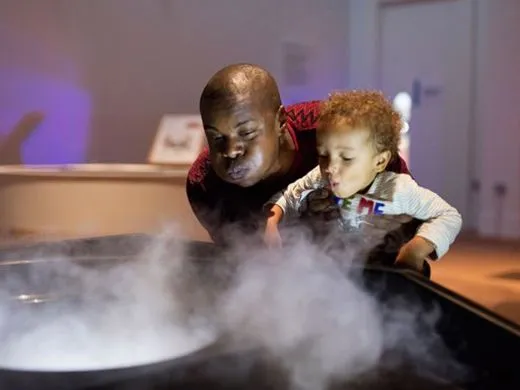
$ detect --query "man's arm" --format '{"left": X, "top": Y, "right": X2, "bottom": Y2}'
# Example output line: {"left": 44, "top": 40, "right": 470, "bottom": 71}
{"left": 185, "top": 150, "right": 225, "bottom": 245}
{"left": 186, "top": 182, "right": 223, "bottom": 245}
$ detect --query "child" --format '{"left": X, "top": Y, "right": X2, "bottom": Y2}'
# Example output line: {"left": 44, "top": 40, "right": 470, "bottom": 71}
{"left": 264, "top": 90, "right": 462, "bottom": 273}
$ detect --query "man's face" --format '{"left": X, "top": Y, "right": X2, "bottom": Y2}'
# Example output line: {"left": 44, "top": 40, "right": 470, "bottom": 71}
{"left": 317, "top": 124, "right": 388, "bottom": 198}
{"left": 202, "top": 98, "right": 280, "bottom": 187}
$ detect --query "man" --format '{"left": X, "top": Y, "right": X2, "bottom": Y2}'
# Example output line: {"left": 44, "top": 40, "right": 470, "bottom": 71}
{"left": 186, "top": 63, "right": 410, "bottom": 246}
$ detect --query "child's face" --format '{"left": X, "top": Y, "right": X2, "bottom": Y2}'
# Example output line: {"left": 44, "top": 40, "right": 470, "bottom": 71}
{"left": 317, "top": 123, "right": 390, "bottom": 198}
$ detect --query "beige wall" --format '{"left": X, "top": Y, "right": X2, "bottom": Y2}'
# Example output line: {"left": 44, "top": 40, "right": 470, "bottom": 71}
{"left": 0, "top": 0, "right": 349, "bottom": 163}
{"left": 0, "top": 0, "right": 349, "bottom": 241}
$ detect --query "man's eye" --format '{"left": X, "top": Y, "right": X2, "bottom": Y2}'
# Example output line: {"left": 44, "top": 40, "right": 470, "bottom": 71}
{"left": 239, "top": 130, "right": 257, "bottom": 139}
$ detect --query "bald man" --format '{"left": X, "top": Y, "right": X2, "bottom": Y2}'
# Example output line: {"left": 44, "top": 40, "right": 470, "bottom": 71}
{"left": 186, "top": 64, "right": 410, "bottom": 245}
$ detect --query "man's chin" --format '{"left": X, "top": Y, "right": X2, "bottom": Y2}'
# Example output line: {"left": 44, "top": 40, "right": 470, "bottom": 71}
{"left": 219, "top": 173, "right": 259, "bottom": 187}
{"left": 232, "top": 176, "right": 259, "bottom": 187}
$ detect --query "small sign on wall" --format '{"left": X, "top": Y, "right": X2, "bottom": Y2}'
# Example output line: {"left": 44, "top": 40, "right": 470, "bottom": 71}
{"left": 148, "top": 114, "right": 206, "bottom": 166}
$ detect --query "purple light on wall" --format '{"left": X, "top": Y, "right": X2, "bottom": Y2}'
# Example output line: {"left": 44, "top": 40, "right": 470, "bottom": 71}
{"left": 0, "top": 66, "right": 91, "bottom": 164}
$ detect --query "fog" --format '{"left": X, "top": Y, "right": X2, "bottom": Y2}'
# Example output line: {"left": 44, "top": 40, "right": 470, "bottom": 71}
{"left": 0, "top": 227, "right": 468, "bottom": 389}
{"left": 0, "top": 229, "right": 218, "bottom": 371}
{"left": 217, "top": 237, "right": 467, "bottom": 390}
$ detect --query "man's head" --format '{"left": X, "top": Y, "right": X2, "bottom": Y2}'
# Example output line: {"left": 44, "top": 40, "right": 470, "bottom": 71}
{"left": 200, "top": 63, "right": 284, "bottom": 187}
{"left": 316, "top": 90, "right": 402, "bottom": 198}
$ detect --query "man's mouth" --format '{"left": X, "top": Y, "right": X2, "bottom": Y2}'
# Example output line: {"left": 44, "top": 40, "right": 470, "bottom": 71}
{"left": 226, "top": 165, "right": 250, "bottom": 181}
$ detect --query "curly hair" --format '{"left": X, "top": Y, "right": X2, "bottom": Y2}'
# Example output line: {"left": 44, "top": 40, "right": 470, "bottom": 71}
{"left": 318, "top": 90, "right": 402, "bottom": 158}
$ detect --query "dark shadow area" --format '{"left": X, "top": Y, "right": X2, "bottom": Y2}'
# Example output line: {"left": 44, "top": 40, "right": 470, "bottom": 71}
{"left": 492, "top": 271, "right": 520, "bottom": 281}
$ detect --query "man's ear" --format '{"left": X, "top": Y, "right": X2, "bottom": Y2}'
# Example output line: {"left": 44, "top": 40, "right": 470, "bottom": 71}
{"left": 275, "top": 105, "right": 286, "bottom": 136}
{"left": 375, "top": 150, "right": 392, "bottom": 173}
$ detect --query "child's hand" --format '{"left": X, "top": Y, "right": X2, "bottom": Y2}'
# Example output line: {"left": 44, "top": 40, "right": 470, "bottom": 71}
{"left": 300, "top": 189, "right": 340, "bottom": 221}
{"left": 395, "top": 236, "right": 435, "bottom": 273}
{"left": 264, "top": 222, "right": 282, "bottom": 249}
{"left": 394, "top": 254, "right": 426, "bottom": 273}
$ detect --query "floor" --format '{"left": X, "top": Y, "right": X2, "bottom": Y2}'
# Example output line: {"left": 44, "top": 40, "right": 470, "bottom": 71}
{"left": 432, "top": 237, "right": 520, "bottom": 325}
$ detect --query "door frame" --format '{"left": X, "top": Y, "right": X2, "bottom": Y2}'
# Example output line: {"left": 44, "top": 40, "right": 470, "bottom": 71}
{"left": 374, "top": 0, "right": 479, "bottom": 232}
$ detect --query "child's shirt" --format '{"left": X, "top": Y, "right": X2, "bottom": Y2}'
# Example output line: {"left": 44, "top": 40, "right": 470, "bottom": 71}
{"left": 268, "top": 166, "right": 462, "bottom": 259}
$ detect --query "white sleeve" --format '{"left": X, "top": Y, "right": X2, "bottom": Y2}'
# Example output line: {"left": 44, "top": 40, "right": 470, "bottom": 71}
{"left": 266, "top": 166, "right": 324, "bottom": 219}
{"left": 395, "top": 175, "right": 462, "bottom": 259}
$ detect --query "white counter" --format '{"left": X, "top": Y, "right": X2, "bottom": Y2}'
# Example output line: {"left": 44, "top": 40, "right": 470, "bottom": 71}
{"left": 0, "top": 164, "right": 189, "bottom": 178}
{"left": 0, "top": 164, "right": 211, "bottom": 243}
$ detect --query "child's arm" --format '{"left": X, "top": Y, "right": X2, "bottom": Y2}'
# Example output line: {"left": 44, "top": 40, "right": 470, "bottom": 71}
{"left": 264, "top": 166, "right": 324, "bottom": 246}
{"left": 265, "top": 166, "right": 324, "bottom": 221}
{"left": 394, "top": 174, "right": 462, "bottom": 267}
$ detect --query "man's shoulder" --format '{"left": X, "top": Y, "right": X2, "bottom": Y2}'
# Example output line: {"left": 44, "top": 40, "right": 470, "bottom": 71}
{"left": 285, "top": 100, "right": 321, "bottom": 132}
{"left": 187, "top": 147, "right": 213, "bottom": 188}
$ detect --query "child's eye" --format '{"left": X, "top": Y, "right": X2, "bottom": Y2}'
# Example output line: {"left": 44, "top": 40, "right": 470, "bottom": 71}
{"left": 341, "top": 157, "right": 353, "bottom": 162}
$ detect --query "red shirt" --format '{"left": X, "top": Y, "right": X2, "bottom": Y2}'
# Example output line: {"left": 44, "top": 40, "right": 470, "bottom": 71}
{"left": 186, "top": 101, "right": 410, "bottom": 243}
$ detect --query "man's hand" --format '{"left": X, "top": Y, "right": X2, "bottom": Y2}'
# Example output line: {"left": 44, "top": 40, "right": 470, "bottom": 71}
{"left": 395, "top": 236, "right": 435, "bottom": 273}
{"left": 300, "top": 188, "right": 340, "bottom": 220}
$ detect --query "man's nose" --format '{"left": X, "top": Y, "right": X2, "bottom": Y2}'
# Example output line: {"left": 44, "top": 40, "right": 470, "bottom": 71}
{"left": 223, "top": 138, "right": 245, "bottom": 159}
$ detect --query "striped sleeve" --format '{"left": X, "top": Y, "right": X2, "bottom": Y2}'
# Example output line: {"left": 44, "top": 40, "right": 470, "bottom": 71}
{"left": 266, "top": 166, "right": 324, "bottom": 219}
{"left": 394, "top": 174, "right": 462, "bottom": 259}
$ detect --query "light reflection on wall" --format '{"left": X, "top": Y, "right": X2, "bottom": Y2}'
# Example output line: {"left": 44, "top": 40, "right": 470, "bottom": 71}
{"left": 0, "top": 66, "right": 91, "bottom": 164}
{"left": 393, "top": 92, "right": 412, "bottom": 168}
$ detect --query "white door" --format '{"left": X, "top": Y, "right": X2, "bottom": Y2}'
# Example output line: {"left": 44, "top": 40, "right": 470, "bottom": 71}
{"left": 379, "top": 0, "right": 475, "bottom": 231}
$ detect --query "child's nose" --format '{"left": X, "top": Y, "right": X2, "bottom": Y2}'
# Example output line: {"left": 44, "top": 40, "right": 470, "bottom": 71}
{"left": 326, "top": 163, "right": 339, "bottom": 175}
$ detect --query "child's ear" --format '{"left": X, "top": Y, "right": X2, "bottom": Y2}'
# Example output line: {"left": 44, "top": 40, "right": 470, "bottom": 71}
{"left": 375, "top": 151, "right": 392, "bottom": 172}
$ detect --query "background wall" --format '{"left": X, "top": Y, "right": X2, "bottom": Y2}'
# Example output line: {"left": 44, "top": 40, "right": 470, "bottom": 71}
{"left": 0, "top": 0, "right": 349, "bottom": 163}
{"left": 473, "top": 0, "right": 520, "bottom": 239}
{"left": 347, "top": 0, "right": 520, "bottom": 239}
{"left": 1, "top": 0, "right": 520, "bottom": 239}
